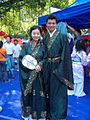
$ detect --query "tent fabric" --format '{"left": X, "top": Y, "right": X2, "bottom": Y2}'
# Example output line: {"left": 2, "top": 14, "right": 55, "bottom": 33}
{"left": 68, "top": 0, "right": 90, "bottom": 7}
{"left": 38, "top": 0, "right": 90, "bottom": 29}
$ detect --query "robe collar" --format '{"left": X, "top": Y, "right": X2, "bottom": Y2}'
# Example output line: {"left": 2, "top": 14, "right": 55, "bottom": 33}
{"left": 48, "top": 29, "right": 57, "bottom": 37}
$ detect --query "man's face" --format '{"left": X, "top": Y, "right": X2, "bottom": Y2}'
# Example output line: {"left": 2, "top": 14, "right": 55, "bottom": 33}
{"left": 14, "top": 40, "right": 18, "bottom": 45}
{"left": 46, "top": 19, "right": 57, "bottom": 32}
{"left": 6, "top": 37, "right": 11, "bottom": 43}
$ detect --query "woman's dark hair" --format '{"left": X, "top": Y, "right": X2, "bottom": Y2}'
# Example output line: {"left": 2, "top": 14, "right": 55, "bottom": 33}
{"left": 75, "top": 39, "right": 86, "bottom": 52}
{"left": 29, "top": 25, "right": 42, "bottom": 40}
{"left": 0, "top": 41, "right": 3, "bottom": 48}
{"left": 46, "top": 14, "right": 58, "bottom": 23}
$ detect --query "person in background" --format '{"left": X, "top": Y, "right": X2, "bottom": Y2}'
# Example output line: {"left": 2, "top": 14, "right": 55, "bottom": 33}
{"left": 43, "top": 14, "right": 73, "bottom": 120}
{"left": 67, "top": 32, "right": 74, "bottom": 54}
{"left": 0, "top": 41, "right": 8, "bottom": 81}
{"left": 85, "top": 39, "right": 90, "bottom": 77}
{"left": 84, "top": 39, "right": 90, "bottom": 54}
{"left": 66, "top": 23, "right": 82, "bottom": 44}
{"left": 13, "top": 39, "right": 21, "bottom": 71}
{"left": 19, "top": 25, "right": 46, "bottom": 120}
{"left": 68, "top": 39, "right": 89, "bottom": 97}
{"left": 3, "top": 36, "right": 14, "bottom": 78}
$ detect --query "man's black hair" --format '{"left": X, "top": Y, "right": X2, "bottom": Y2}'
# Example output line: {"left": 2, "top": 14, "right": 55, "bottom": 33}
{"left": 46, "top": 14, "right": 58, "bottom": 23}
{"left": 14, "top": 39, "right": 18, "bottom": 42}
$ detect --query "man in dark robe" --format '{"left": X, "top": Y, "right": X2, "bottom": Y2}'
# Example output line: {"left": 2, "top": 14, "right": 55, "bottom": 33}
{"left": 43, "top": 14, "right": 73, "bottom": 120}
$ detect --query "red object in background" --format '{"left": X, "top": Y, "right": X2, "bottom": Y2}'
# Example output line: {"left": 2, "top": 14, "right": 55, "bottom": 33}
{"left": 11, "top": 38, "right": 22, "bottom": 45}
{"left": 82, "top": 35, "right": 88, "bottom": 39}
{"left": 0, "top": 31, "right": 6, "bottom": 36}
{"left": 3, "top": 35, "right": 8, "bottom": 39}
{"left": 0, "top": 31, "right": 7, "bottom": 39}
{"left": 85, "top": 43, "right": 90, "bottom": 48}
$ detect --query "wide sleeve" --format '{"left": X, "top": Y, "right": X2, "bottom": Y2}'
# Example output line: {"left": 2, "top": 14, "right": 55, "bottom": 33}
{"left": 19, "top": 44, "right": 30, "bottom": 75}
{"left": 19, "top": 44, "right": 30, "bottom": 91}
{"left": 19, "top": 45, "right": 27, "bottom": 67}
{"left": 54, "top": 34, "right": 74, "bottom": 85}
{"left": 19, "top": 45, "right": 27, "bottom": 61}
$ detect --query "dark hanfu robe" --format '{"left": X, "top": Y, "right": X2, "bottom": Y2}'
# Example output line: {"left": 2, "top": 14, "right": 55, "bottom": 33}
{"left": 19, "top": 41, "right": 46, "bottom": 119}
{"left": 43, "top": 29, "right": 73, "bottom": 120}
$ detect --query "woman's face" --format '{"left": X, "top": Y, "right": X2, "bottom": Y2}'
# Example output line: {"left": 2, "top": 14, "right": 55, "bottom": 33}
{"left": 31, "top": 29, "right": 41, "bottom": 41}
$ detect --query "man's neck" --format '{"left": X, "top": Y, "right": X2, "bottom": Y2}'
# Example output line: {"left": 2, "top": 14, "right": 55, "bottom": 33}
{"left": 48, "top": 29, "right": 57, "bottom": 37}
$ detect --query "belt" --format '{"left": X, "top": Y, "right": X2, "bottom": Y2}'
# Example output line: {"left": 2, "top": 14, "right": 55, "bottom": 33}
{"left": 48, "top": 56, "right": 61, "bottom": 62}
{"left": 72, "top": 60, "right": 81, "bottom": 62}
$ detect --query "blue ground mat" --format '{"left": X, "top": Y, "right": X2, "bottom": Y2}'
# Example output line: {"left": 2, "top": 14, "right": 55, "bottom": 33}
{"left": 68, "top": 77, "right": 90, "bottom": 120}
{"left": 0, "top": 71, "right": 90, "bottom": 120}
{"left": 0, "top": 71, "right": 22, "bottom": 120}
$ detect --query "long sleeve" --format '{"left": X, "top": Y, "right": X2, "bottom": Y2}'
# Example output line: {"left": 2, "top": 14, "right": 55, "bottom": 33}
{"left": 87, "top": 53, "right": 90, "bottom": 63}
{"left": 54, "top": 34, "right": 74, "bottom": 84}
{"left": 78, "top": 51, "right": 88, "bottom": 66}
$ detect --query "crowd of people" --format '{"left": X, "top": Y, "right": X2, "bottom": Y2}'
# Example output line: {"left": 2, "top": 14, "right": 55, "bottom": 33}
{"left": 0, "top": 14, "right": 90, "bottom": 120}
{"left": 0, "top": 36, "right": 21, "bottom": 81}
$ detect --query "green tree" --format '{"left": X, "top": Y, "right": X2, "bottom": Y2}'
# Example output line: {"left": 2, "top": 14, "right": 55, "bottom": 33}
{"left": 0, "top": 0, "right": 75, "bottom": 37}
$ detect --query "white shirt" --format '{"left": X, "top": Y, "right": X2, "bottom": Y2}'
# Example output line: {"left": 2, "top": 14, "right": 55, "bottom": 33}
{"left": 13, "top": 44, "right": 21, "bottom": 58}
{"left": 48, "top": 29, "right": 57, "bottom": 37}
{"left": 3, "top": 42, "right": 14, "bottom": 55}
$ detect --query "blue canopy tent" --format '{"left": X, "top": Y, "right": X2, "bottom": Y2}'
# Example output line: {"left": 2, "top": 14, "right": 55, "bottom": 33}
{"left": 38, "top": 0, "right": 90, "bottom": 29}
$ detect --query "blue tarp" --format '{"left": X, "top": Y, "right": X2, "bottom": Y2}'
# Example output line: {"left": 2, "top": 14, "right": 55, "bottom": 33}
{"left": 38, "top": 0, "right": 90, "bottom": 29}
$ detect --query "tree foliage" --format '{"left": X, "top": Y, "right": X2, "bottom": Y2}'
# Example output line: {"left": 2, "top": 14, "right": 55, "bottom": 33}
{"left": 49, "top": 0, "right": 68, "bottom": 9}
{"left": 0, "top": 0, "right": 75, "bottom": 37}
